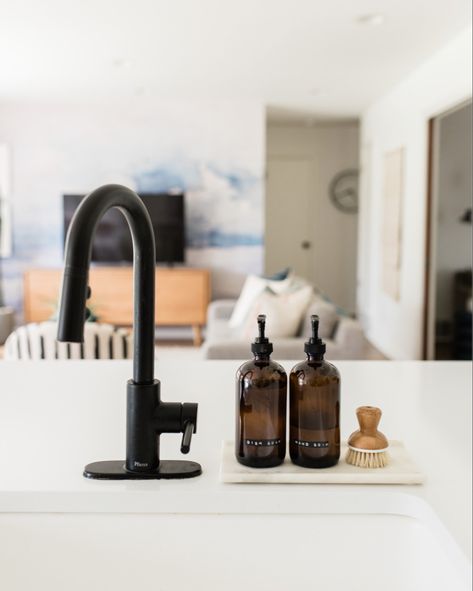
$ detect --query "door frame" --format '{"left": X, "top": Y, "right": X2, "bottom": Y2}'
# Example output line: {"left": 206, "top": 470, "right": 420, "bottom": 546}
{"left": 422, "top": 99, "right": 473, "bottom": 359}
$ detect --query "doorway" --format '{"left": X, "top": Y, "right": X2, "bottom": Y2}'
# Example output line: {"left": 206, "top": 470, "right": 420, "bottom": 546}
{"left": 264, "top": 121, "right": 359, "bottom": 314}
{"left": 424, "top": 100, "right": 472, "bottom": 360}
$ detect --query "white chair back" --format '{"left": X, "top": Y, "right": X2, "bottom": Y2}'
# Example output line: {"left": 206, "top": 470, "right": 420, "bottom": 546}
{"left": 4, "top": 322, "right": 133, "bottom": 361}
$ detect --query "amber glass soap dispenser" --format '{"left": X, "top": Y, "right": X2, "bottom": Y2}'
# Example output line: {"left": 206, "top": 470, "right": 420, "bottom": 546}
{"left": 290, "top": 315, "right": 340, "bottom": 468}
{"left": 235, "top": 315, "right": 287, "bottom": 468}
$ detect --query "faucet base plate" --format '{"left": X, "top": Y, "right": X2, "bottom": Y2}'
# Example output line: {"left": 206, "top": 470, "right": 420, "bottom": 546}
{"left": 83, "top": 460, "right": 202, "bottom": 480}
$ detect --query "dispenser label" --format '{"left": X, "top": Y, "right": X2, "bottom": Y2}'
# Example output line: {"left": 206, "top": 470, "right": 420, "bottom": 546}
{"left": 292, "top": 439, "right": 329, "bottom": 448}
{"left": 245, "top": 438, "right": 281, "bottom": 447}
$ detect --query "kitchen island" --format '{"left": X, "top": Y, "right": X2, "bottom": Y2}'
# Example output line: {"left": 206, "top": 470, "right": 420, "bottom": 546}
{"left": 0, "top": 360, "right": 471, "bottom": 590}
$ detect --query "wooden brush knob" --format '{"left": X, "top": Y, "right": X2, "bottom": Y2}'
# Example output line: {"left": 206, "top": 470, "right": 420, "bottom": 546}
{"left": 348, "top": 406, "right": 388, "bottom": 451}
{"left": 356, "top": 406, "right": 382, "bottom": 434}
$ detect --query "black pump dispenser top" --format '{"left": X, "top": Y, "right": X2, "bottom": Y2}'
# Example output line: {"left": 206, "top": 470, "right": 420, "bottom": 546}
{"left": 251, "top": 314, "right": 273, "bottom": 357}
{"left": 304, "top": 315, "right": 326, "bottom": 358}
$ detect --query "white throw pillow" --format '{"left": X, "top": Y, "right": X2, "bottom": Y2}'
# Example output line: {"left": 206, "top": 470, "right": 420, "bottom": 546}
{"left": 229, "top": 273, "right": 293, "bottom": 328}
{"left": 240, "top": 285, "right": 313, "bottom": 339}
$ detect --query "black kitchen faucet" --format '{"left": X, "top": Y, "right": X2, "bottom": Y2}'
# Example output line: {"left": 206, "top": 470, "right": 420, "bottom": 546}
{"left": 57, "top": 184, "right": 201, "bottom": 479}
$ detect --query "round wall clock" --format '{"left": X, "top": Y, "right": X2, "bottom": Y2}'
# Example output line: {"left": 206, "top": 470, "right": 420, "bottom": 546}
{"left": 329, "top": 169, "right": 359, "bottom": 213}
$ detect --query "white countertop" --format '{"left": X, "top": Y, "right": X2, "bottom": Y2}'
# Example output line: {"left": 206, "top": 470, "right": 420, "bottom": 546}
{"left": 0, "top": 360, "right": 471, "bottom": 558}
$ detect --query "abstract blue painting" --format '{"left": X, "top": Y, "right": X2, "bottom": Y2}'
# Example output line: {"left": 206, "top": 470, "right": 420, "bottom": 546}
{"left": 0, "top": 100, "right": 265, "bottom": 317}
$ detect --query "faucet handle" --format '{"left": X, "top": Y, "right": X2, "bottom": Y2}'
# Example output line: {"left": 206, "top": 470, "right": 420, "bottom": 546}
{"left": 180, "top": 403, "right": 198, "bottom": 454}
{"left": 181, "top": 421, "right": 194, "bottom": 454}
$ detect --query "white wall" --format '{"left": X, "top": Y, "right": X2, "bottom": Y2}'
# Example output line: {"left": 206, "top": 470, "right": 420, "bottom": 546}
{"left": 266, "top": 122, "right": 359, "bottom": 313}
{"left": 0, "top": 99, "right": 265, "bottom": 313}
{"left": 358, "top": 28, "right": 472, "bottom": 360}
{"left": 435, "top": 102, "right": 472, "bottom": 322}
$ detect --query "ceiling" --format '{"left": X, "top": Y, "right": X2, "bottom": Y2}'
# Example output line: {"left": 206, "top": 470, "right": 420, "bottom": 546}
{"left": 0, "top": 0, "right": 471, "bottom": 119}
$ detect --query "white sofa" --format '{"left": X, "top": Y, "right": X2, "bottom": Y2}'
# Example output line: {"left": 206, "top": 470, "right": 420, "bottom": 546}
{"left": 202, "top": 296, "right": 366, "bottom": 360}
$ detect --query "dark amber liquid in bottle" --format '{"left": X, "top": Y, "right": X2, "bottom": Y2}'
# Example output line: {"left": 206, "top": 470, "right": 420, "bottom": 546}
{"left": 235, "top": 354, "right": 287, "bottom": 468}
{"left": 290, "top": 355, "right": 340, "bottom": 468}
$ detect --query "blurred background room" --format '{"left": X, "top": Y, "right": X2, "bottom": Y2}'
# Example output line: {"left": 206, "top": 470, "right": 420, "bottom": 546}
{"left": 0, "top": 0, "right": 471, "bottom": 362}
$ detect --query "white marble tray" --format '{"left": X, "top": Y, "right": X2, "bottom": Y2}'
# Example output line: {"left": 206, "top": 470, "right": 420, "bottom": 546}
{"left": 220, "top": 440, "right": 425, "bottom": 484}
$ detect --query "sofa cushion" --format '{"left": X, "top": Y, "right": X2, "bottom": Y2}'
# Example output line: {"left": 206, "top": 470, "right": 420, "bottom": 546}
{"left": 299, "top": 296, "right": 339, "bottom": 339}
{"left": 228, "top": 273, "right": 294, "bottom": 328}
{"left": 240, "top": 284, "right": 313, "bottom": 339}
{"left": 205, "top": 315, "right": 240, "bottom": 343}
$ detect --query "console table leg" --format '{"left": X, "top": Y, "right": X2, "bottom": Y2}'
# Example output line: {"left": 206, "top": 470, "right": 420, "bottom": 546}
{"left": 192, "top": 325, "right": 202, "bottom": 347}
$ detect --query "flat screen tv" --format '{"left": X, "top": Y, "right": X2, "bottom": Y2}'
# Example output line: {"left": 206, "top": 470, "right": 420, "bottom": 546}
{"left": 63, "top": 192, "right": 185, "bottom": 264}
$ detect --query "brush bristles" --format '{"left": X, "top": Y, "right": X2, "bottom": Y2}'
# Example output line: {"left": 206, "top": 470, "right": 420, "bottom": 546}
{"left": 346, "top": 448, "right": 389, "bottom": 469}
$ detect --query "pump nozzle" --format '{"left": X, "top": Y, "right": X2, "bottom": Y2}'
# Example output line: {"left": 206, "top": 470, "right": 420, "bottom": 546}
{"left": 310, "top": 315, "right": 319, "bottom": 339}
{"left": 257, "top": 314, "right": 267, "bottom": 340}
{"left": 251, "top": 314, "right": 273, "bottom": 356}
{"left": 304, "top": 314, "right": 326, "bottom": 358}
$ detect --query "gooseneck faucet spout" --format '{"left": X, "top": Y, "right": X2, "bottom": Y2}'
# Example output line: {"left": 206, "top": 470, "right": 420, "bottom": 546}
{"left": 57, "top": 184, "right": 201, "bottom": 480}
{"left": 58, "top": 184, "right": 155, "bottom": 385}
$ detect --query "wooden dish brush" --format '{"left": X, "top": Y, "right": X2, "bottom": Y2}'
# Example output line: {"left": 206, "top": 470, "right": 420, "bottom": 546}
{"left": 346, "top": 406, "right": 389, "bottom": 468}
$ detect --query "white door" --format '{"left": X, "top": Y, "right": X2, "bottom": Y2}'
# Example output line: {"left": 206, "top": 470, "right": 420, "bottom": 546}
{"left": 265, "top": 158, "right": 313, "bottom": 280}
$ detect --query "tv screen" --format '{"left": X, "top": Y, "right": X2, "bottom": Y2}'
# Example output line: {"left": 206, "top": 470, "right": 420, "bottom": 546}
{"left": 63, "top": 193, "right": 185, "bottom": 264}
